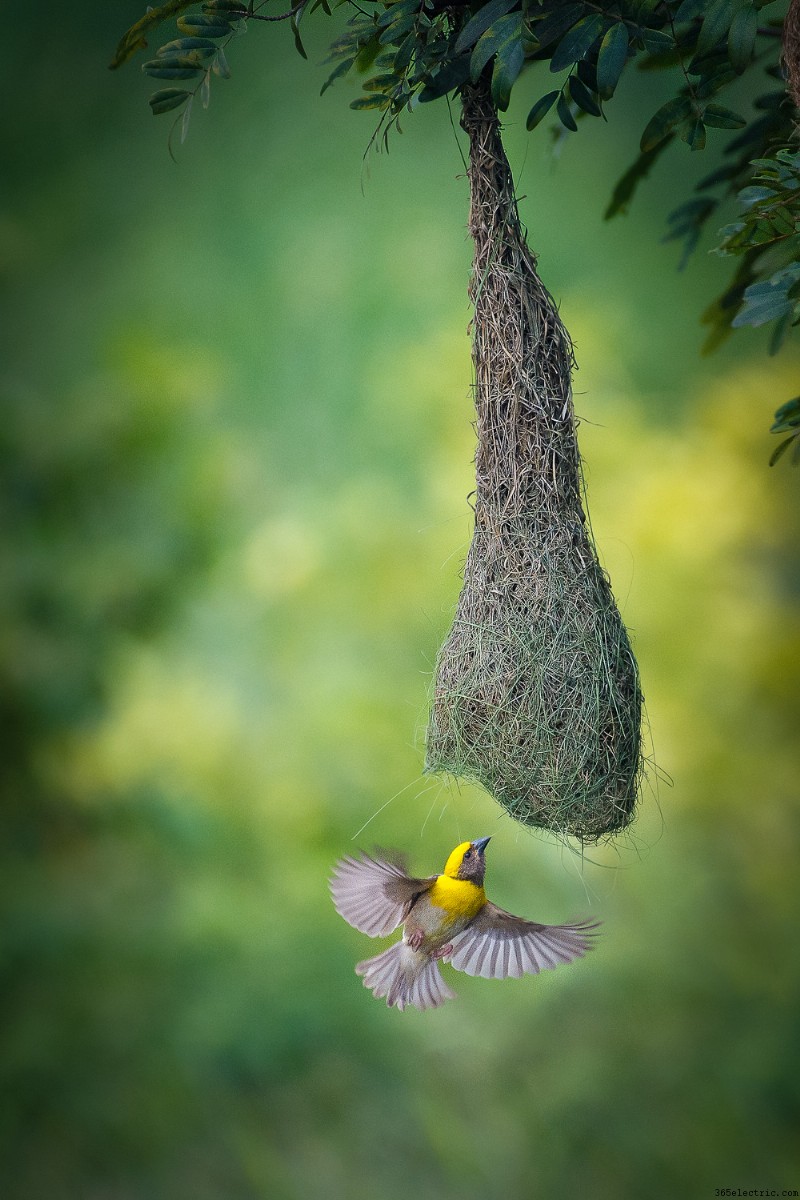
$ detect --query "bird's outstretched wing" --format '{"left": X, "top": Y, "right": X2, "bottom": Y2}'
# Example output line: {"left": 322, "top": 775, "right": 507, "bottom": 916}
{"left": 449, "top": 903, "right": 599, "bottom": 979}
{"left": 330, "top": 851, "right": 433, "bottom": 937}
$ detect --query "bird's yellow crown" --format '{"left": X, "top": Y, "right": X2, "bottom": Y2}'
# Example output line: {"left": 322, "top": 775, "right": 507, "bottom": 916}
{"left": 443, "top": 841, "right": 475, "bottom": 877}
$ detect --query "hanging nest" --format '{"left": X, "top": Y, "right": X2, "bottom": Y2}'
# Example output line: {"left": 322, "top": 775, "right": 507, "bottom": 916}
{"left": 425, "top": 80, "right": 643, "bottom": 843}
{"left": 784, "top": 0, "right": 800, "bottom": 111}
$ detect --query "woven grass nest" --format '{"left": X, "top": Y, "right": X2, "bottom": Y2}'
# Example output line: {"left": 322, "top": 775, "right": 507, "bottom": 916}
{"left": 425, "top": 80, "right": 643, "bottom": 843}
{"left": 784, "top": 0, "right": 800, "bottom": 110}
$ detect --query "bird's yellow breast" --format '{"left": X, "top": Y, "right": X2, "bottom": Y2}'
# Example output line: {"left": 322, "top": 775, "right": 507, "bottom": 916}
{"left": 427, "top": 874, "right": 486, "bottom": 924}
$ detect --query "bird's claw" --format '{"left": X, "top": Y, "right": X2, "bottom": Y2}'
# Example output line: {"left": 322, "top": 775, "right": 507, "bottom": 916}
{"left": 431, "top": 943, "right": 453, "bottom": 961}
{"left": 406, "top": 929, "right": 424, "bottom": 951}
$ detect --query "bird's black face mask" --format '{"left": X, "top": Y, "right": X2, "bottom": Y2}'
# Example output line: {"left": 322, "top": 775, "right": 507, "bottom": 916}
{"left": 455, "top": 837, "right": 490, "bottom": 885}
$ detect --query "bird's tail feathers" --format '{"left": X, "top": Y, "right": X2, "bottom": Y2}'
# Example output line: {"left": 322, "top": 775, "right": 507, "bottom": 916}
{"left": 356, "top": 942, "right": 456, "bottom": 1011}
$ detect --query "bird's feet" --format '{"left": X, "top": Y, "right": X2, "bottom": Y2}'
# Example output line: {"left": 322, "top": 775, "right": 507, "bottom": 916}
{"left": 406, "top": 929, "right": 425, "bottom": 952}
{"left": 430, "top": 943, "right": 453, "bottom": 961}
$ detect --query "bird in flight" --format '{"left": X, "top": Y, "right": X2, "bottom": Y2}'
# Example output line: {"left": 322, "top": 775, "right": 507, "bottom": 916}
{"left": 330, "top": 837, "right": 599, "bottom": 1010}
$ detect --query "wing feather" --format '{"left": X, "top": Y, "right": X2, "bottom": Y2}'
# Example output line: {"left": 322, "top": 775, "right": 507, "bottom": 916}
{"left": 329, "top": 852, "right": 432, "bottom": 937}
{"left": 449, "top": 901, "right": 599, "bottom": 980}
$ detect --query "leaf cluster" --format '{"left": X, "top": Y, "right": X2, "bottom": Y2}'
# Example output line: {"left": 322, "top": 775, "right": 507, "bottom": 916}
{"left": 113, "top": 0, "right": 800, "bottom": 458}
{"left": 131, "top": 0, "right": 248, "bottom": 148}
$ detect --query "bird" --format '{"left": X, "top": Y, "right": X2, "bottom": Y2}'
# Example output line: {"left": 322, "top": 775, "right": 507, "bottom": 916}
{"left": 329, "top": 836, "right": 599, "bottom": 1011}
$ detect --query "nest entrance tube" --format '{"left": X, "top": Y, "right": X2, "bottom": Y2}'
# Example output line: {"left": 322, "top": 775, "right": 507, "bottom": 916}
{"left": 425, "top": 81, "right": 643, "bottom": 842}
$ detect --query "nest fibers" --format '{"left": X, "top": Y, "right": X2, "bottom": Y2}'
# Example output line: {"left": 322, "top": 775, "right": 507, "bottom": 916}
{"left": 425, "top": 81, "right": 643, "bottom": 842}
{"left": 784, "top": 0, "right": 800, "bottom": 110}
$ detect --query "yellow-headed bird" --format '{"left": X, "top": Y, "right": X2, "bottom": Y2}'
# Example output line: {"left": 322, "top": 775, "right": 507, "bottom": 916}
{"left": 330, "top": 837, "right": 598, "bottom": 1010}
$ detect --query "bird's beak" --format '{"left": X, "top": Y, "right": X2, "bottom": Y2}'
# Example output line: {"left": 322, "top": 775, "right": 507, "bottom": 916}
{"left": 473, "top": 836, "right": 491, "bottom": 855}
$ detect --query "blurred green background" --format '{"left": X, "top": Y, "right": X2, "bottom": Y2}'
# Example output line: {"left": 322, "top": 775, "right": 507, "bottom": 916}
{"left": 3, "top": 4, "right": 800, "bottom": 1197}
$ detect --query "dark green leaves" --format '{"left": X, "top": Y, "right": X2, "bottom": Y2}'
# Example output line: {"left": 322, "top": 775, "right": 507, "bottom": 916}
{"left": 683, "top": 115, "right": 706, "bottom": 151}
{"left": 143, "top": 58, "right": 204, "bottom": 79}
{"left": 640, "top": 96, "right": 693, "bottom": 152}
{"left": 455, "top": 0, "right": 519, "bottom": 54}
{"left": 470, "top": 12, "right": 521, "bottom": 82}
{"left": 526, "top": 89, "right": 559, "bottom": 130}
{"left": 349, "top": 94, "right": 392, "bottom": 110}
{"left": 770, "top": 397, "right": 800, "bottom": 466}
{"left": 694, "top": 0, "right": 739, "bottom": 60}
{"left": 158, "top": 37, "right": 220, "bottom": 57}
{"left": 491, "top": 33, "right": 525, "bottom": 110}
{"left": 605, "top": 140, "right": 673, "bottom": 219}
{"left": 728, "top": 3, "right": 758, "bottom": 73}
{"left": 135, "top": 7, "right": 242, "bottom": 143}
{"left": 702, "top": 103, "right": 746, "bottom": 129}
{"left": 707, "top": 148, "right": 800, "bottom": 381}
{"left": 418, "top": 55, "right": 471, "bottom": 102}
{"left": 149, "top": 87, "right": 193, "bottom": 114}
{"left": 568, "top": 74, "right": 601, "bottom": 116}
{"left": 550, "top": 13, "right": 605, "bottom": 73}
{"left": 320, "top": 56, "right": 356, "bottom": 95}
{"left": 732, "top": 265, "right": 800, "bottom": 327}
{"left": 596, "top": 23, "right": 628, "bottom": 100}
{"left": 176, "top": 12, "right": 233, "bottom": 36}
{"left": 110, "top": 0, "right": 199, "bottom": 69}
{"left": 556, "top": 91, "right": 578, "bottom": 132}
{"left": 664, "top": 196, "right": 716, "bottom": 265}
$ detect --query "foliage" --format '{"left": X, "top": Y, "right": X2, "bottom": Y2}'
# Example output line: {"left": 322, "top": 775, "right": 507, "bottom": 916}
{"left": 113, "top": 0, "right": 798, "bottom": 451}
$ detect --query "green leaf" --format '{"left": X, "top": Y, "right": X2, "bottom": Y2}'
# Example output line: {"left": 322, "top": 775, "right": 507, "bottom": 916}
{"left": 527, "top": 4, "right": 585, "bottom": 52}
{"left": 320, "top": 56, "right": 356, "bottom": 94}
{"left": 526, "top": 89, "right": 559, "bottom": 130}
{"left": 640, "top": 95, "right": 693, "bottom": 152}
{"left": 641, "top": 29, "right": 674, "bottom": 53}
{"left": 110, "top": 0, "right": 200, "bottom": 69}
{"left": 143, "top": 59, "right": 204, "bottom": 79}
{"left": 727, "top": 2, "right": 758, "bottom": 72}
{"left": 470, "top": 13, "right": 522, "bottom": 82}
{"left": 596, "top": 22, "right": 628, "bottom": 100}
{"left": 291, "top": 14, "right": 308, "bottom": 59}
{"left": 714, "top": 219, "right": 747, "bottom": 253}
{"left": 673, "top": 0, "right": 705, "bottom": 23}
{"left": 772, "top": 396, "right": 800, "bottom": 431}
{"left": 362, "top": 73, "right": 398, "bottom": 92}
{"left": 419, "top": 55, "right": 471, "bottom": 101}
{"left": 737, "top": 185, "right": 779, "bottom": 210}
{"left": 212, "top": 46, "right": 231, "bottom": 77}
{"left": 394, "top": 32, "right": 415, "bottom": 71}
{"left": 202, "top": 0, "right": 247, "bottom": 11}
{"left": 180, "top": 94, "right": 193, "bottom": 143}
{"left": 149, "top": 87, "right": 192, "bottom": 114}
{"left": 377, "top": 0, "right": 416, "bottom": 28}
{"left": 685, "top": 116, "right": 707, "bottom": 151}
{"left": 176, "top": 13, "right": 233, "bottom": 36}
{"left": 491, "top": 34, "right": 525, "bottom": 110}
{"left": 550, "top": 13, "right": 605, "bottom": 73}
{"left": 350, "top": 94, "right": 392, "bottom": 110}
{"left": 769, "top": 310, "right": 791, "bottom": 354}
{"left": 605, "top": 138, "right": 673, "bottom": 218}
{"left": 355, "top": 35, "right": 381, "bottom": 73}
{"left": 732, "top": 267, "right": 800, "bottom": 327}
{"left": 694, "top": 0, "right": 738, "bottom": 59}
{"left": 379, "top": 13, "right": 417, "bottom": 43}
{"left": 556, "top": 91, "right": 578, "bottom": 132}
{"left": 158, "top": 37, "right": 219, "bottom": 55}
{"left": 769, "top": 435, "right": 796, "bottom": 465}
{"left": 455, "top": 0, "right": 520, "bottom": 53}
{"left": 702, "top": 102, "right": 746, "bottom": 129}
{"left": 568, "top": 74, "right": 601, "bottom": 116}
{"left": 756, "top": 235, "right": 800, "bottom": 276}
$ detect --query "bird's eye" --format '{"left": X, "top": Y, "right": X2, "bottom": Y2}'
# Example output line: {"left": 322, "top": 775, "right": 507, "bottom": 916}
{"left": 463, "top": 849, "right": 472, "bottom": 859}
